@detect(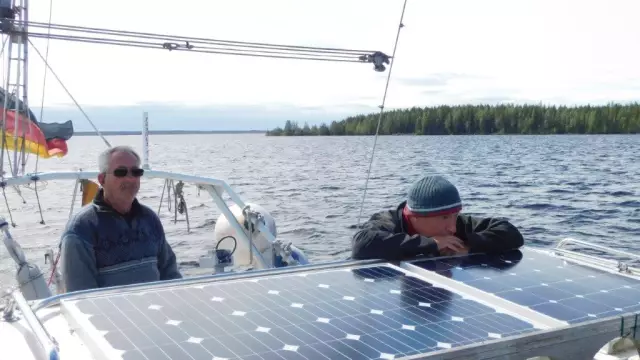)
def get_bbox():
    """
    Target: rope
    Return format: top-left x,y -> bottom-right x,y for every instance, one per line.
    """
175,181 -> 185,215
46,178 -> 81,289
26,39 -> 111,148
0,137 -> 25,205
167,181 -> 172,211
18,133 -> 25,175
33,178 -> 45,224
68,179 -> 79,220
47,252 -> 59,286
356,0 -> 408,228
1,185 -> 15,227
157,179 -> 190,232
2,138 -> 13,177
173,181 -> 190,233
157,179 -> 167,214
158,179 -> 173,213
10,20 -> 390,67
